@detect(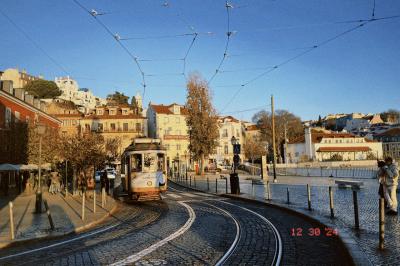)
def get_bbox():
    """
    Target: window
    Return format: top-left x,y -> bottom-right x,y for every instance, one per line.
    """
26,116 -> 30,123
223,129 -> 228,138
177,144 -> 181,150
5,108 -> 11,128
136,123 -> 141,132
143,153 -> 157,172
14,111 -> 20,122
110,123 -> 116,131
131,154 -> 142,172
224,145 -> 229,155
123,123 -> 129,131
109,110 -> 115,115
98,123 -> 103,131
97,110 -> 103,115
